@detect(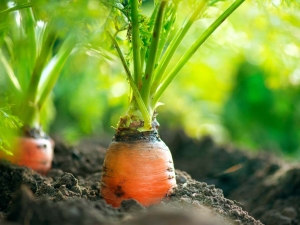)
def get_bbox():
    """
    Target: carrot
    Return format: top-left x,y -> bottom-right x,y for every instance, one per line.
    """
1,3 -> 75,175
101,132 -> 176,207
100,0 -> 244,208
1,137 -> 54,175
